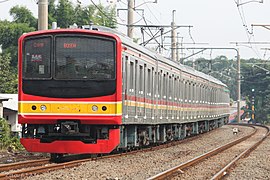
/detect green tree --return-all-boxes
[188,56,238,100]
[0,118,11,149]
[93,3,117,28]
[0,53,17,93]
[48,0,57,27]
[0,20,35,67]
[9,5,37,29]
[0,118,23,150]
[237,59,270,123]
[74,2,94,26]
[48,0,117,28]
[56,0,75,28]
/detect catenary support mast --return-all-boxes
[38,0,48,30]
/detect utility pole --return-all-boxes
[38,0,48,30]
[171,10,177,61]
[176,33,183,62]
[127,0,135,38]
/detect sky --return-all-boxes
[1,0,270,60]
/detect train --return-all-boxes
[18,25,230,158]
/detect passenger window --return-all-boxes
[139,65,143,92]
[147,68,151,95]
[130,61,134,90]
[163,74,167,99]
[169,76,172,99]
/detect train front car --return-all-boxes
[18,29,122,155]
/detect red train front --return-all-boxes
[18,29,122,155]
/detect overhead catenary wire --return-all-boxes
[233,0,263,59]
[118,0,155,25]
[142,0,161,24]
[188,26,195,44]
[0,0,12,3]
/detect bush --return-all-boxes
[0,118,24,151]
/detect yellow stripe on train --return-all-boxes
[19,101,122,115]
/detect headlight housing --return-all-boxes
[92,105,98,112]
[40,105,47,111]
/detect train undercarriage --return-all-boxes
[21,117,228,161]
[119,117,228,148]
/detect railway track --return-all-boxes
[0,158,50,173]
[0,130,210,179]
[0,124,260,179]
[147,124,269,180]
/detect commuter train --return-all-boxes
[18,25,230,158]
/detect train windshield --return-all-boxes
[22,34,117,98]
[23,36,52,79]
[55,35,116,80]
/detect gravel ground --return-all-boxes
[226,126,270,180]
[26,125,253,180]
[172,126,267,180]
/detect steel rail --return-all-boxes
[0,156,96,180]
[0,125,248,179]
[0,158,50,172]
[0,127,218,179]
[147,125,257,180]
[211,125,270,180]
[0,125,242,179]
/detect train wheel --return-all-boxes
[50,153,64,162]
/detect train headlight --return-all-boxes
[102,106,107,111]
[31,105,37,110]
[40,105,47,111]
[92,105,98,112]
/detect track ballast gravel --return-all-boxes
[27,125,254,180]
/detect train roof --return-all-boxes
[78,25,227,88]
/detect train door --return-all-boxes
[122,55,128,122]
[168,74,173,121]
[127,58,136,120]
[198,82,202,120]
[173,76,180,122]
[188,81,192,121]
[181,79,185,120]
[162,72,168,121]
[145,66,153,121]
[135,60,145,119]
[186,80,190,121]
[192,81,196,121]
[152,69,157,123]
[179,72,183,121]
[204,85,207,118]
[157,70,163,120]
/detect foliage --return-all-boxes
[9,5,37,29]
[0,20,35,67]
[186,55,238,100]
[187,57,270,124]
[0,53,17,93]
[48,0,57,27]
[55,0,76,28]
[0,118,23,151]
[48,0,117,28]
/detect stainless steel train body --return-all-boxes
[99,26,230,147]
